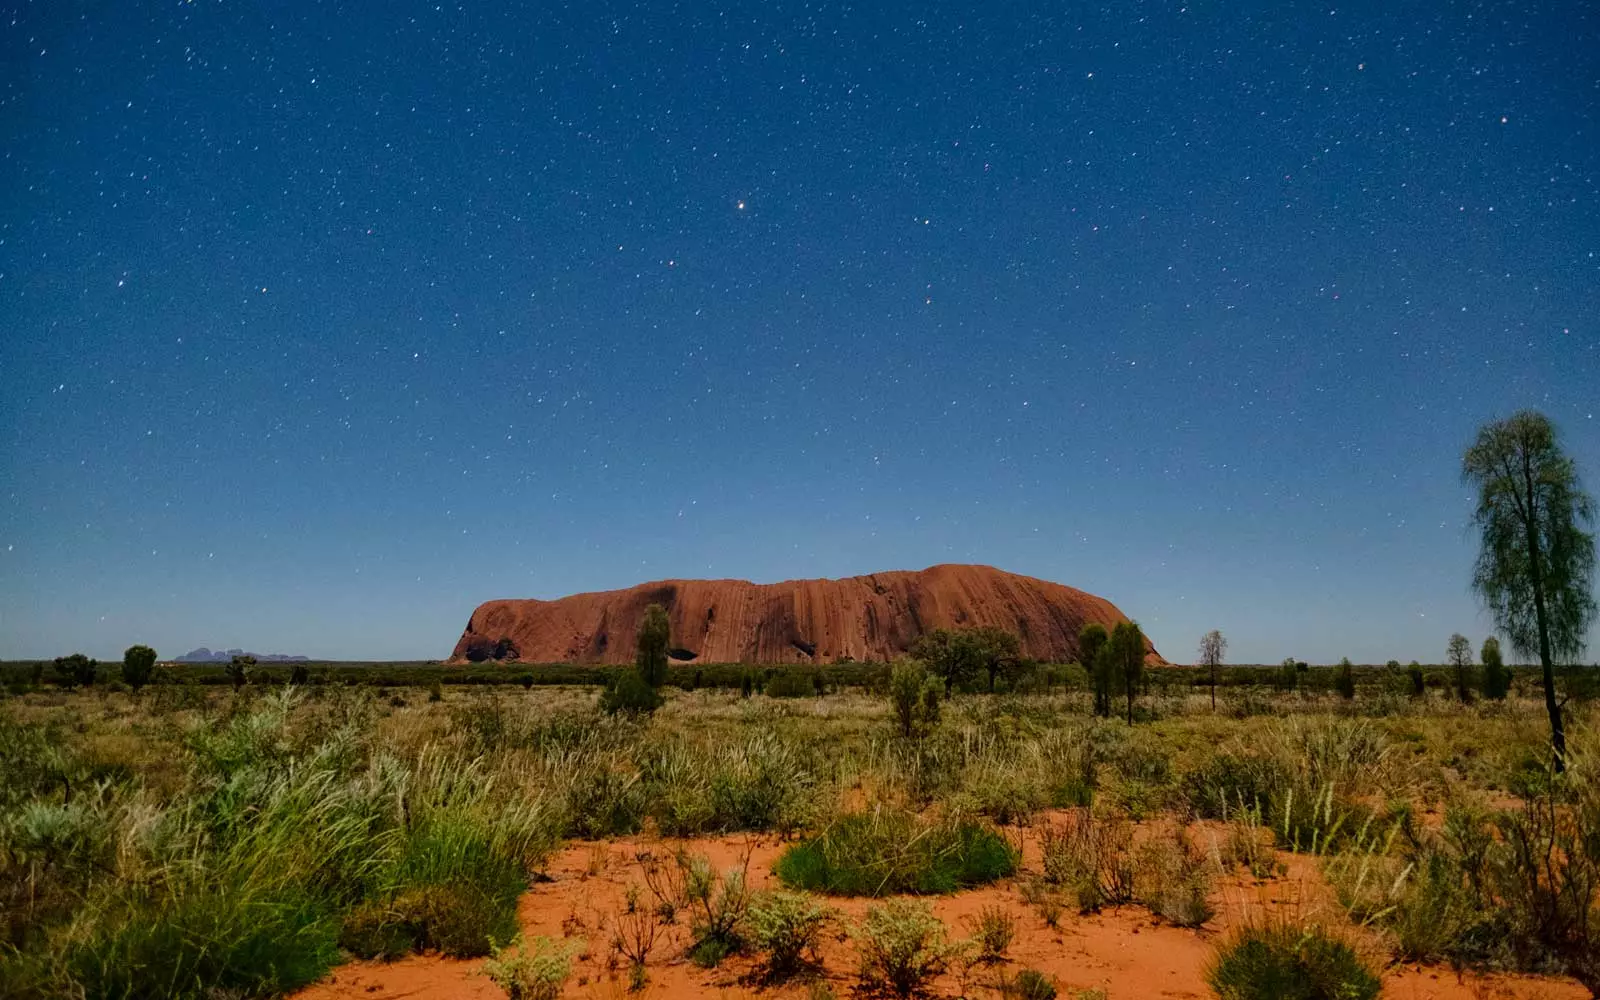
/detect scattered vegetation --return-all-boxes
[775,810,1018,896]
[851,898,957,997]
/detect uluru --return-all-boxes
[450,564,1161,666]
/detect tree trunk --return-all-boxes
[1524,465,1567,771]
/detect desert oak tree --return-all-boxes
[1463,410,1596,769]
[1199,629,1227,711]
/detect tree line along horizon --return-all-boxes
[26,409,1598,767]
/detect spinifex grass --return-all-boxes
[774,809,1017,896]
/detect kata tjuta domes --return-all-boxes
[450,563,1162,666]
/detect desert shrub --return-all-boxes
[1407,662,1425,697]
[1134,831,1215,927]
[748,889,832,981]
[680,852,750,967]
[964,903,1016,964]
[889,659,939,738]
[852,898,957,997]
[481,934,579,1000]
[610,903,662,990]
[775,810,1017,896]
[1038,809,1134,912]
[601,670,663,715]
[1002,968,1058,1000]
[1205,922,1380,1000]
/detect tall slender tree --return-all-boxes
[1447,633,1474,703]
[1109,621,1145,725]
[1078,623,1110,717]
[635,603,672,688]
[1198,629,1227,711]
[1463,410,1596,769]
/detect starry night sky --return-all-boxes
[3,2,1597,664]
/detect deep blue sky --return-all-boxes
[3,1,1597,664]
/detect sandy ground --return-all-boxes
[293,820,1587,1000]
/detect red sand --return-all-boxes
[293,821,1586,1000]
[451,563,1162,666]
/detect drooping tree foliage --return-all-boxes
[1463,410,1596,768]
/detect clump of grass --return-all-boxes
[1205,921,1380,1000]
[481,935,579,1000]
[999,967,1058,1000]
[748,889,833,981]
[963,903,1017,964]
[1038,809,1134,912]
[852,898,959,997]
[775,810,1018,896]
[1134,830,1215,928]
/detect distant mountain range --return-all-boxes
[173,647,310,663]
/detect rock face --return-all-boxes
[450,564,1161,666]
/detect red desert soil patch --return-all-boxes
[293,823,1587,1000]
[451,563,1164,666]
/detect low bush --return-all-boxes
[1001,968,1058,1000]
[680,852,750,967]
[1205,921,1380,1000]
[852,898,957,997]
[748,890,832,981]
[481,935,579,1000]
[601,671,663,715]
[775,810,1018,896]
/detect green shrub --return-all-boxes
[1205,922,1380,1000]
[481,934,579,1000]
[52,653,97,689]
[601,671,663,715]
[748,890,832,981]
[1334,659,1355,700]
[775,811,1017,896]
[852,899,956,997]
[679,852,750,968]
[122,645,157,691]
[765,671,816,698]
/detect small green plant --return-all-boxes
[1205,921,1380,1000]
[748,889,832,981]
[1001,967,1058,1000]
[963,903,1016,964]
[852,898,957,997]
[481,935,579,1000]
[679,851,750,967]
[1135,832,1215,928]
